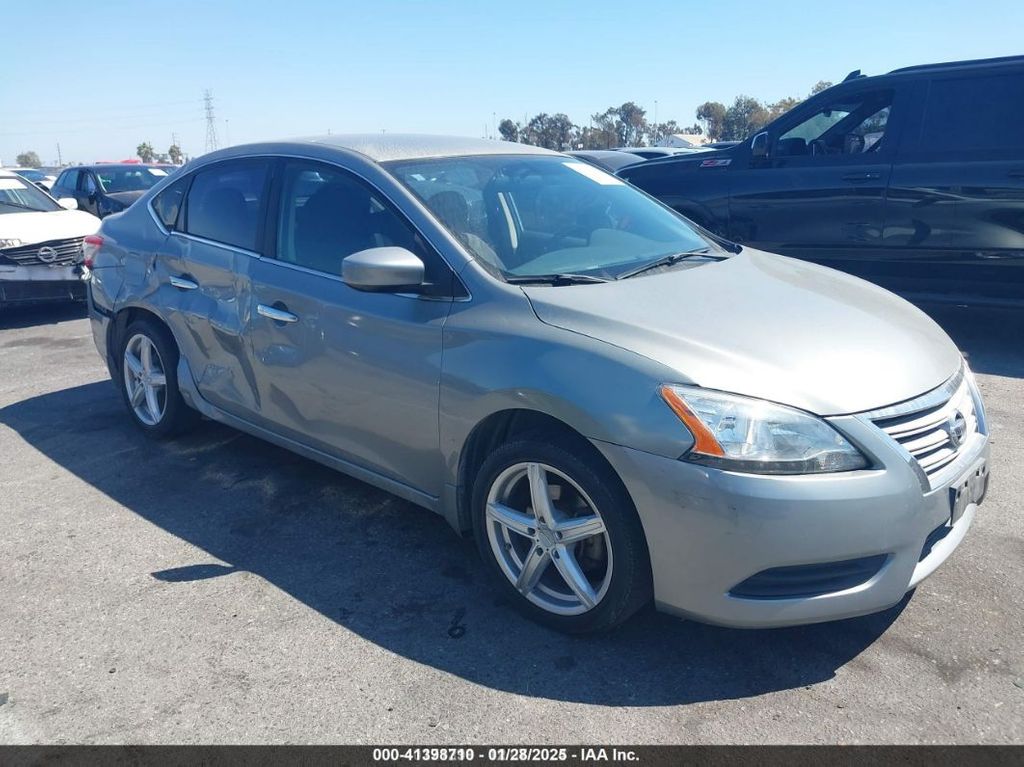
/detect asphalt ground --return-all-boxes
[0,300,1021,744]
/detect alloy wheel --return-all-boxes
[122,333,168,427]
[485,461,613,616]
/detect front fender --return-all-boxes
[439,292,696,488]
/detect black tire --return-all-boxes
[117,318,198,439]
[472,436,652,633]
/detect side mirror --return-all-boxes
[342,246,425,292]
[751,131,770,160]
[57,197,78,210]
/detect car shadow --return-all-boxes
[0,302,87,330]
[918,303,1024,379]
[0,380,910,707]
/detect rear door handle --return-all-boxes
[169,275,198,290]
[842,172,882,182]
[257,303,299,323]
[1007,168,1024,178]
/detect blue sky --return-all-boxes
[3,0,1022,164]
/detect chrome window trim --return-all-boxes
[147,199,171,236]
[252,254,469,303]
[169,230,264,259]
[154,150,471,301]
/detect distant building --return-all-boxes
[656,133,706,148]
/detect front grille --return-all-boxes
[0,237,83,267]
[866,367,980,486]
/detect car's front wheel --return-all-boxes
[472,437,652,633]
[118,318,197,438]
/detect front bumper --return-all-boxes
[597,415,990,628]
[0,264,86,305]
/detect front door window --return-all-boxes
[777,90,894,158]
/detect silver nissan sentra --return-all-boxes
[85,135,990,633]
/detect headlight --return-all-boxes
[660,384,868,474]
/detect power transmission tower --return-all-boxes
[203,90,218,153]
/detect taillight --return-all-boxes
[82,234,103,269]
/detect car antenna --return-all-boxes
[842,69,862,82]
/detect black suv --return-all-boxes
[620,55,1024,306]
[50,164,176,219]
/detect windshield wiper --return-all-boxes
[505,273,610,286]
[0,199,42,212]
[616,248,717,280]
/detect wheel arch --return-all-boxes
[106,305,173,374]
[454,407,630,535]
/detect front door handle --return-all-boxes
[169,275,199,290]
[257,303,299,323]
[1007,168,1024,179]
[841,172,882,182]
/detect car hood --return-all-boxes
[105,190,147,206]
[0,209,100,246]
[522,249,961,415]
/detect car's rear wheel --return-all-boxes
[472,438,651,633]
[118,318,197,438]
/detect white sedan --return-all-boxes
[0,170,100,307]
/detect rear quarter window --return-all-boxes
[922,72,1024,152]
[57,170,79,190]
[151,176,190,231]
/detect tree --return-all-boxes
[168,144,183,165]
[696,102,727,141]
[810,80,833,95]
[615,102,648,146]
[15,151,41,167]
[519,113,577,150]
[767,96,802,120]
[720,96,771,141]
[589,109,619,149]
[136,142,155,163]
[498,119,520,143]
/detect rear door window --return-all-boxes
[183,161,269,251]
[920,72,1024,153]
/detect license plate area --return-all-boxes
[948,462,989,525]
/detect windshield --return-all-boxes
[95,166,168,193]
[0,176,60,214]
[385,155,715,280]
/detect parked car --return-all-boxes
[614,146,704,159]
[0,170,99,307]
[50,164,175,219]
[86,134,989,633]
[5,168,56,191]
[619,55,1024,306]
[566,149,647,172]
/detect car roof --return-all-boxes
[833,54,1024,89]
[61,163,173,171]
[218,134,557,163]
